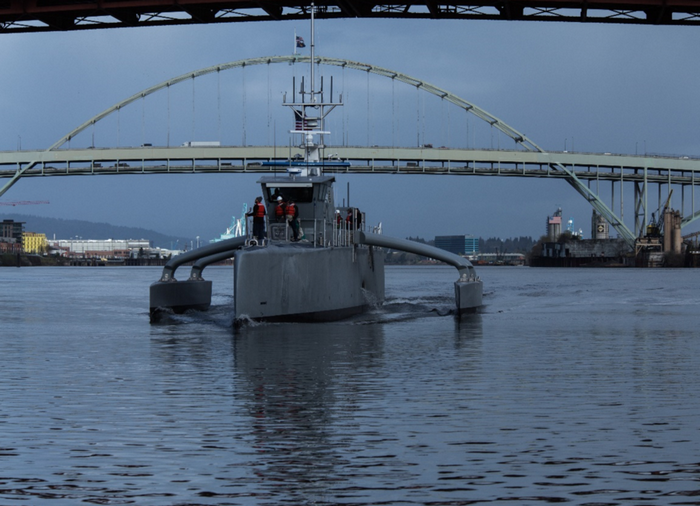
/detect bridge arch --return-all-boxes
[49,55,544,153]
[7,54,635,245]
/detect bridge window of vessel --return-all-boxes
[265,185,314,203]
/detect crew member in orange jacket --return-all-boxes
[246,196,266,241]
[274,196,286,222]
[286,200,300,241]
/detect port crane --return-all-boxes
[0,200,49,206]
[646,190,673,238]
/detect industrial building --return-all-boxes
[535,209,630,266]
[546,209,563,242]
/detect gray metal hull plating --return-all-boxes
[150,279,213,315]
[234,244,384,323]
[455,279,483,314]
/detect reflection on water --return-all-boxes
[235,323,385,502]
[232,317,486,504]
[1,266,700,505]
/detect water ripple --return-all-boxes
[1,267,700,504]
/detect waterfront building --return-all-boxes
[23,232,48,254]
[0,219,24,253]
[534,238,631,267]
[435,235,479,256]
[474,252,526,266]
[50,238,152,258]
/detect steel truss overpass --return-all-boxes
[2,54,698,249]
[1,0,699,33]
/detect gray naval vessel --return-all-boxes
[149,7,482,324]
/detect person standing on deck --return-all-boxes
[346,207,362,230]
[246,196,266,242]
[286,200,300,241]
[274,196,286,223]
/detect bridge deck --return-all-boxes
[1,146,699,186]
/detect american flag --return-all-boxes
[294,111,312,130]
[296,36,306,48]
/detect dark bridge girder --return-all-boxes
[1,0,698,32]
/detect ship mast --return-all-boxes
[310,2,315,105]
[283,2,342,173]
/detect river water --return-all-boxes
[2,265,700,505]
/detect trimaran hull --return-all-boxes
[234,244,384,323]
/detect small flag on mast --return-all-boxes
[294,111,311,130]
[296,36,306,48]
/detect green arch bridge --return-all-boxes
[2,55,698,249]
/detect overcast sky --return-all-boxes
[1,18,699,242]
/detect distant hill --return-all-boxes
[1,213,193,249]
